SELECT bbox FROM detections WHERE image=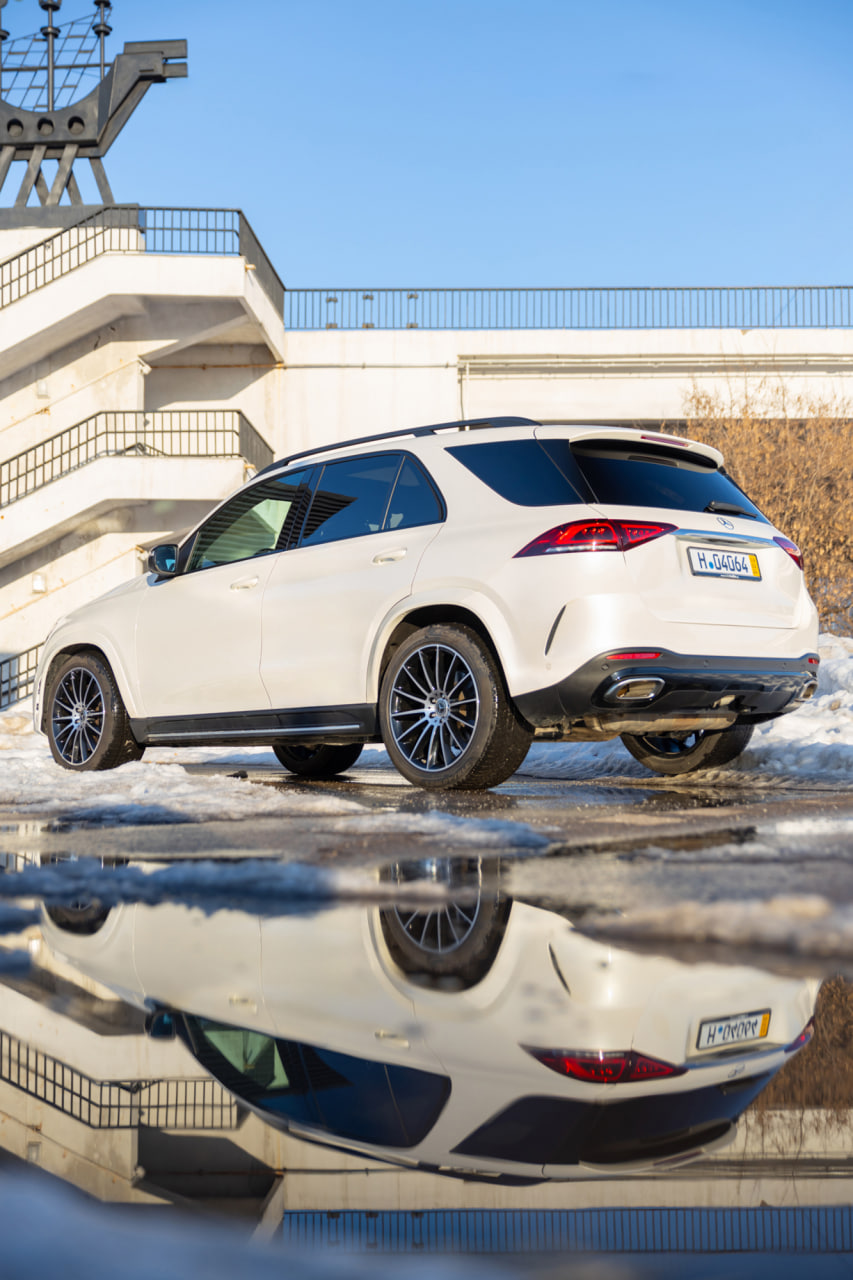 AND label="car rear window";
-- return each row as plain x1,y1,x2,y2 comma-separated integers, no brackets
447,437,767,520
569,440,767,519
